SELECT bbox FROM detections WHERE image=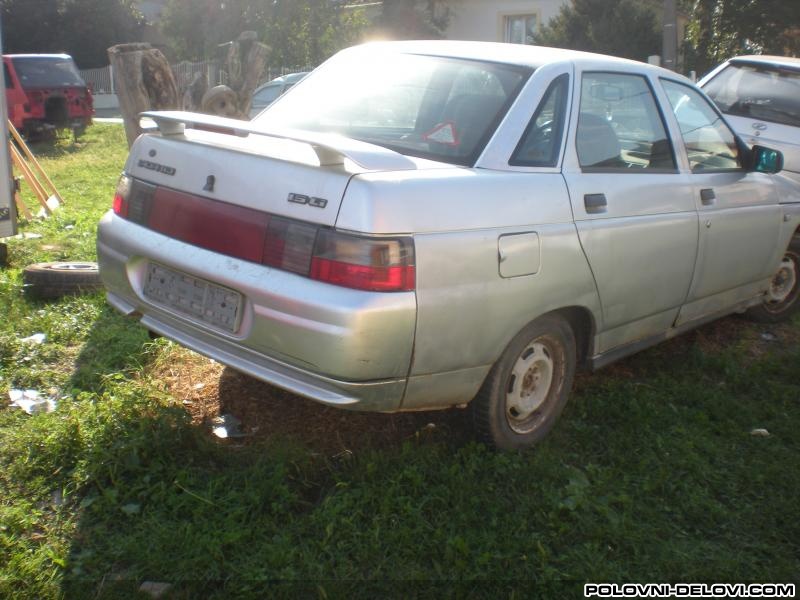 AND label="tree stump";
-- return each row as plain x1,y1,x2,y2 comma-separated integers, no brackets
108,43,180,147
183,32,271,120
